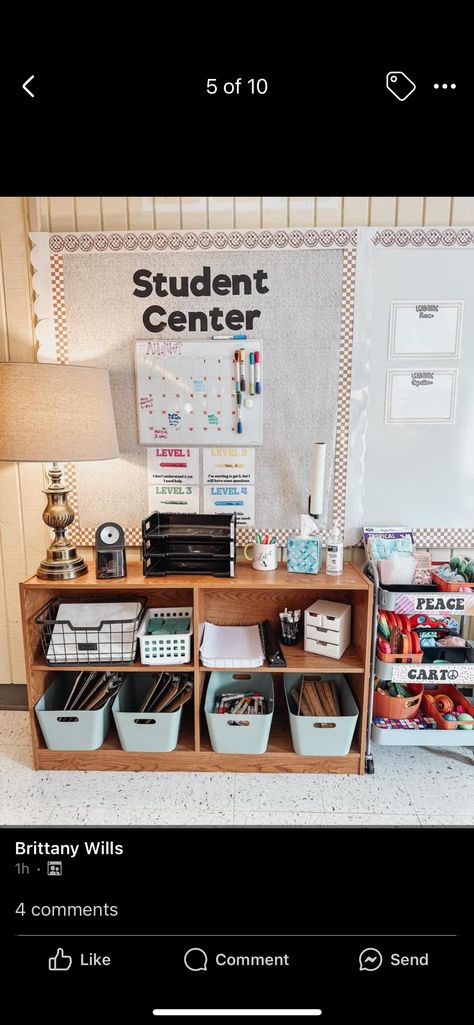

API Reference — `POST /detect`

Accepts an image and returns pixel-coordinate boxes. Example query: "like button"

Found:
[48,947,72,971]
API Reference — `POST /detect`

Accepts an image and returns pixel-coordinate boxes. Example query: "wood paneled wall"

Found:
[1,196,473,683]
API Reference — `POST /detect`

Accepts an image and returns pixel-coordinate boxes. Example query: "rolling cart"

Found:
[363,560,474,774]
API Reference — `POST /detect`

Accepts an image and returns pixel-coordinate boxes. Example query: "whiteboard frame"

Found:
[134,338,263,446]
[346,227,474,548]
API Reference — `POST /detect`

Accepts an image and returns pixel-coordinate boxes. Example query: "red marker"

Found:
[254,350,261,393]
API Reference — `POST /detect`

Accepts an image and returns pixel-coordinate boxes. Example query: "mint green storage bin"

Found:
[112,674,183,752]
[284,674,358,756]
[205,672,274,754]
[35,674,113,751]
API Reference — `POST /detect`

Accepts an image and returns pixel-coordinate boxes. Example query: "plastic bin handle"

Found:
[56,716,79,723]
[313,722,336,729]
[227,719,250,727]
[134,717,157,725]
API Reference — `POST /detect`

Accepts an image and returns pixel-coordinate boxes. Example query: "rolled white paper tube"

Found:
[309,441,326,516]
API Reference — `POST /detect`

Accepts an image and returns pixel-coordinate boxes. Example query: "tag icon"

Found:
[386,71,416,101]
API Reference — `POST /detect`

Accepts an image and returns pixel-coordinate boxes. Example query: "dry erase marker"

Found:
[234,351,241,392]
[239,348,246,391]
[162,501,188,505]
[213,334,247,340]
[237,406,243,433]
[254,351,261,393]
[214,500,244,506]
[159,462,187,467]
[249,352,255,395]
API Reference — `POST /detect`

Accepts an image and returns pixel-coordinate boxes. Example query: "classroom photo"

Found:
[0,194,473,827]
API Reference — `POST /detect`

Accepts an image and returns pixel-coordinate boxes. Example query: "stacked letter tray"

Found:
[142,512,236,577]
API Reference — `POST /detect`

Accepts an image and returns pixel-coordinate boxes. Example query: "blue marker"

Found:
[212,334,247,340]
[214,501,244,506]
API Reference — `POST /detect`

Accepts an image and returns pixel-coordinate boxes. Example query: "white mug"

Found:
[244,541,279,571]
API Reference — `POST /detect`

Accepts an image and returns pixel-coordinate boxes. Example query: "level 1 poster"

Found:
[147,447,199,486]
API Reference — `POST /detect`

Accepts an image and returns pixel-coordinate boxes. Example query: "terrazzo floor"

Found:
[1,711,473,826]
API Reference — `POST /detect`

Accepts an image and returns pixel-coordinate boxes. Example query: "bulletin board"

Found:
[346,227,474,548]
[30,228,357,546]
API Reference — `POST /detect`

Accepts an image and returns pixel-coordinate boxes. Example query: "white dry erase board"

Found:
[135,339,263,445]
[346,227,474,547]
[30,228,357,545]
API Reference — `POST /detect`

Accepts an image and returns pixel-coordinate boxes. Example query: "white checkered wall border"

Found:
[50,254,69,364]
[332,250,356,533]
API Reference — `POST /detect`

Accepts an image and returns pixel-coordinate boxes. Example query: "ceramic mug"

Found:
[244,542,279,571]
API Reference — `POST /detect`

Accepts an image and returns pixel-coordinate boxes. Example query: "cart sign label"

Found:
[414,595,465,612]
[392,665,474,684]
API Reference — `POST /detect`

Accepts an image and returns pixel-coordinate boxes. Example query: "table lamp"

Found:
[0,362,119,580]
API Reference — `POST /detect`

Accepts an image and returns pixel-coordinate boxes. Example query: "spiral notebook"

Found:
[200,622,264,668]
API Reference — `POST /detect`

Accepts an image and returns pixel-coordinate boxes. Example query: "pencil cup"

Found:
[244,542,278,571]
[280,617,300,646]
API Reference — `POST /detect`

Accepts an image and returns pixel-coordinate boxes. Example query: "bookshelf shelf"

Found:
[20,561,373,774]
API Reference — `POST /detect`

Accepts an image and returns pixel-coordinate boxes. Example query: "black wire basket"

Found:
[35,598,146,665]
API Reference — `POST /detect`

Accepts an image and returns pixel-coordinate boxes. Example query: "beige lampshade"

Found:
[0,362,119,462]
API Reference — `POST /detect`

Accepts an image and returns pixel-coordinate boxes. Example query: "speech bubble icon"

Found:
[359,948,383,971]
[184,947,208,972]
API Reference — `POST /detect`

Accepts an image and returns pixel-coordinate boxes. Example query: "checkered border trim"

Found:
[236,527,329,546]
[48,228,358,253]
[413,528,474,547]
[332,250,356,532]
[50,254,69,364]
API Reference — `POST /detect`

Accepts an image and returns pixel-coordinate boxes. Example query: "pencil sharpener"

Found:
[95,522,127,579]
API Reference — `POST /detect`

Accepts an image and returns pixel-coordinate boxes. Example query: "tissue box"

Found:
[287,535,321,575]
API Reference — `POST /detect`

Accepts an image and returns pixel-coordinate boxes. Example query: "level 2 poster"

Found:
[203,447,255,486]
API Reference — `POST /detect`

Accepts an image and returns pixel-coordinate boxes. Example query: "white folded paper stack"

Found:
[200,622,264,668]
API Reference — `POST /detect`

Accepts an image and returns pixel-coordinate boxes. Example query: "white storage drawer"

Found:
[304,599,351,660]
[307,626,340,644]
[305,636,345,659]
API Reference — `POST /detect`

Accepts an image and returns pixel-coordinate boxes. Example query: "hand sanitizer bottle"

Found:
[326,521,343,575]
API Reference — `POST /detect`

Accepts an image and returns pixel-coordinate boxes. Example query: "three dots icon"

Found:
[434,83,456,89]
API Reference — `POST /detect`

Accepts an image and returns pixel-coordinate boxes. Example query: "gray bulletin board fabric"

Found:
[31,231,352,542]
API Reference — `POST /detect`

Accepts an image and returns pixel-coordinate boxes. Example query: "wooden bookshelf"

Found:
[20,562,373,774]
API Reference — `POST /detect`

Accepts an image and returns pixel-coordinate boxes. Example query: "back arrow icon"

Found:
[22,75,34,98]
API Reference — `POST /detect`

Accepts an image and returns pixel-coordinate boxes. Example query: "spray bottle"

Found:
[326,520,343,575]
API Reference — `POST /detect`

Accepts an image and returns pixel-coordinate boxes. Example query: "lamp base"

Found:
[36,463,88,580]
[37,545,88,581]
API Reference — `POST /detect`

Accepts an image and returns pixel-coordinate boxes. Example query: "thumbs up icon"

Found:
[48,947,72,971]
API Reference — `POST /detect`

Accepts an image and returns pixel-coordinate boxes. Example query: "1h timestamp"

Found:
[206,78,268,95]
